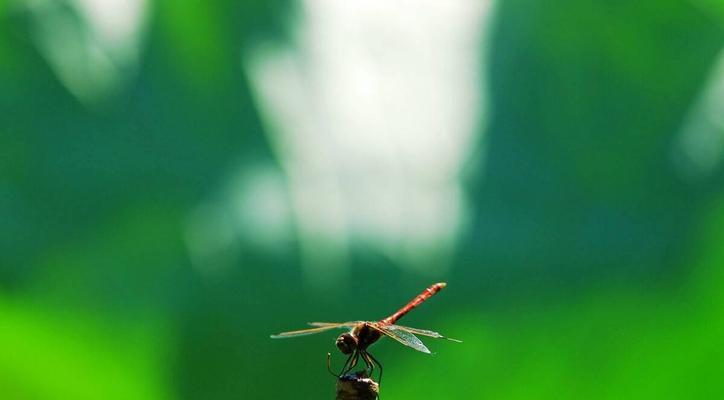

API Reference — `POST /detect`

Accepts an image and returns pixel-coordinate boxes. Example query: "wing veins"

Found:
[308,321,362,328]
[375,325,431,354]
[270,324,346,339]
[385,324,462,342]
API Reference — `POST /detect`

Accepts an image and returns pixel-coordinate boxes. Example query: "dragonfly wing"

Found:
[376,325,431,354]
[308,321,362,328]
[386,324,462,342]
[270,324,347,339]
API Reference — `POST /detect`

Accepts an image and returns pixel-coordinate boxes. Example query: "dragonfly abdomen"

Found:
[381,282,447,325]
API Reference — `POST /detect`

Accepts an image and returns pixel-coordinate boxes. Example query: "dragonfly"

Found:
[270,282,461,381]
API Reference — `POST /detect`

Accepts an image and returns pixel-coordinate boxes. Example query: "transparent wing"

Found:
[375,325,431,354]
[270,323,349,339]
[308,321,363,328]
[386,324,462,342]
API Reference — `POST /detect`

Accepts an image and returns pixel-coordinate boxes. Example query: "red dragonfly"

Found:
[271,282,460,381]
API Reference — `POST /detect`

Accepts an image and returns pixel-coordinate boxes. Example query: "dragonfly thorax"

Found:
[336,323,384,354]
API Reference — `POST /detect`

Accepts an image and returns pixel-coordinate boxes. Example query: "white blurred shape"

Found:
[674,49,724,180]
[73,0,146,62]
[184,166,294,274]
[21,0,147,104]
[246,0,493,286]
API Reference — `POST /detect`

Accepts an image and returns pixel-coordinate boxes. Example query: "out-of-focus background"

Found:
[2,0,724,398]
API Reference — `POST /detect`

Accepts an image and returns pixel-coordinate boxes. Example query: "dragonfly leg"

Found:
[326,353,340,378]
[339,351,353,376]
[349,350,360,373]
[360,351,374,377]
[340,350,358,376]
[366,351,383,384]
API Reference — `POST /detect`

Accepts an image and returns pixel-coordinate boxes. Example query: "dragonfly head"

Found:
[335,332,357,354]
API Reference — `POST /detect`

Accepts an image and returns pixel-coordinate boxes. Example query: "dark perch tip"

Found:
[336,371,379,400]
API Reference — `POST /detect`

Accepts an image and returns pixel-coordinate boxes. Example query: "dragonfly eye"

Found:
[336,333,357,354]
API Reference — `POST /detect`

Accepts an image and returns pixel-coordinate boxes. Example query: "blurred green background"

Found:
[2,0,724,399]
